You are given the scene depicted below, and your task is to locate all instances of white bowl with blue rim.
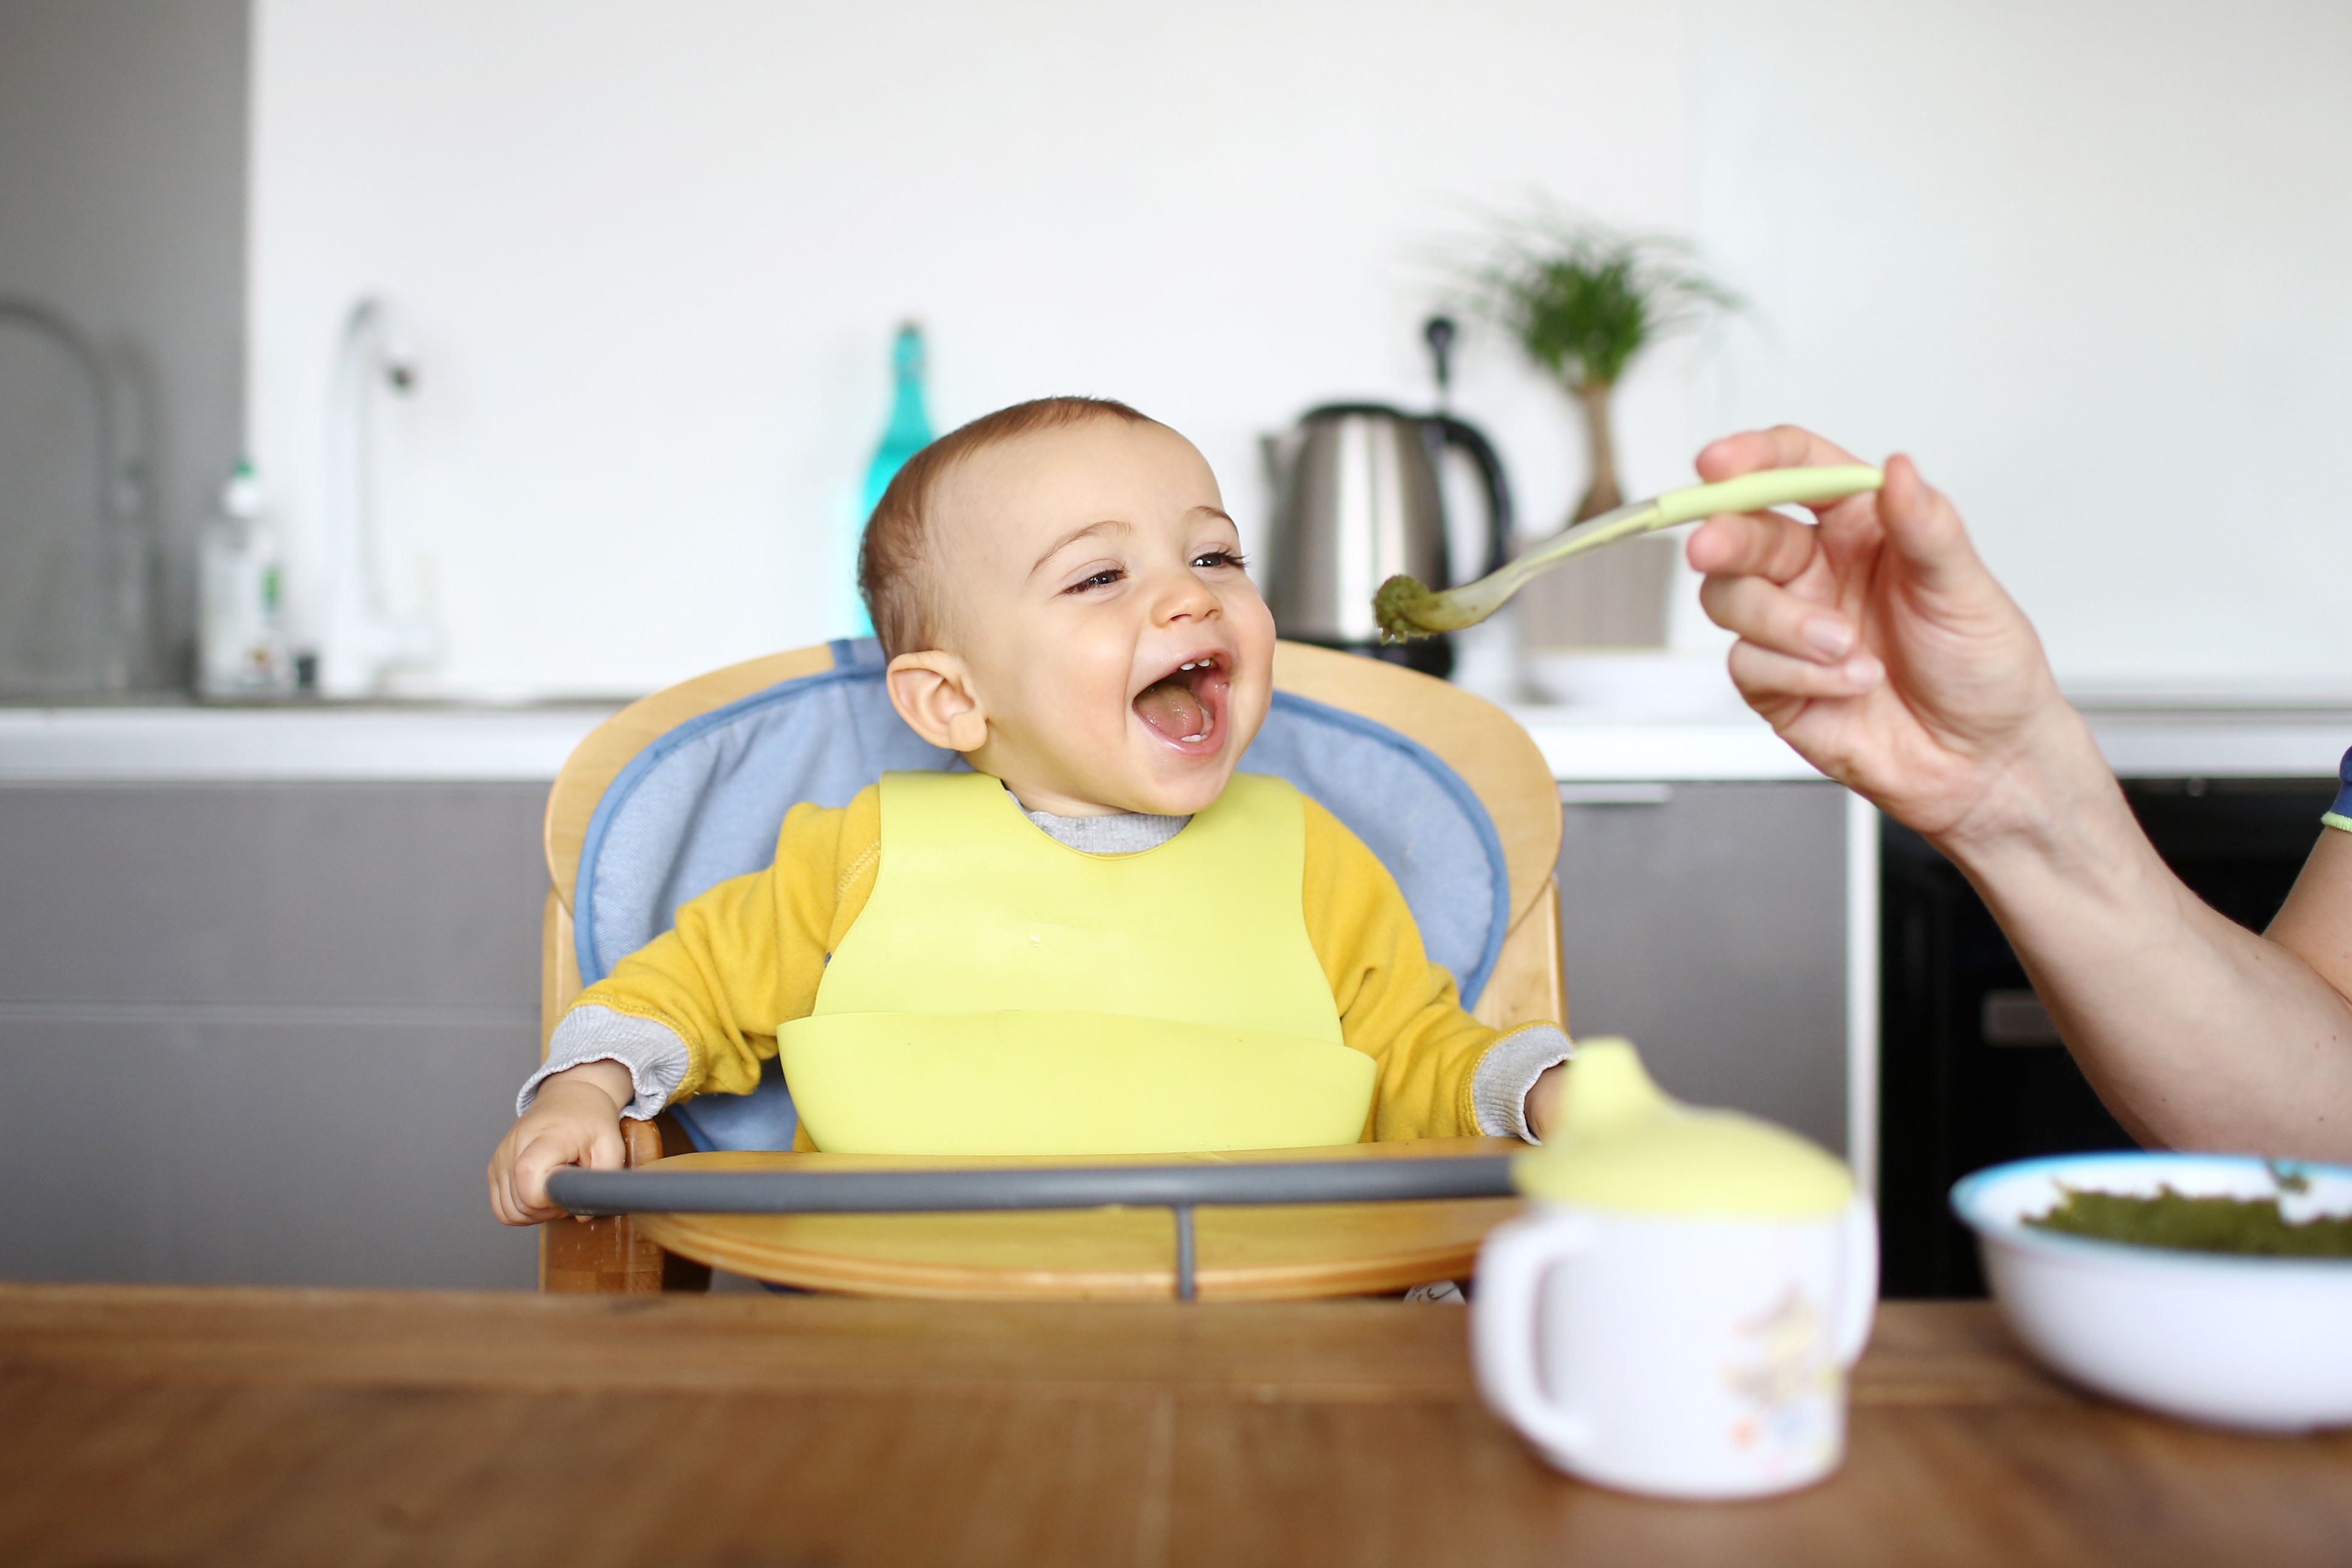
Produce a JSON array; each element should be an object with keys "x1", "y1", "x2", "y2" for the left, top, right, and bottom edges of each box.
[{"x1": 1949, "y1": 1151, "x2": 2352, "y2": 1432}]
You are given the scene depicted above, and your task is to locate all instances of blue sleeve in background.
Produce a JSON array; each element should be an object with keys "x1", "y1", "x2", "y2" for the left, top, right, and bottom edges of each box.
[{"x1": 2326, "y1": 746, "x2": 2352, "y2": 833}]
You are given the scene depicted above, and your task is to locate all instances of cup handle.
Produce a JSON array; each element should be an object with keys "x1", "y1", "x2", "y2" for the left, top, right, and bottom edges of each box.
[
  {"x1": 1833, "y1": 1195, "x2": 1880, "y2": 1366},
  {"x1": 1471, "y1": 1214, "x2": 1597, "y2": 1461}
]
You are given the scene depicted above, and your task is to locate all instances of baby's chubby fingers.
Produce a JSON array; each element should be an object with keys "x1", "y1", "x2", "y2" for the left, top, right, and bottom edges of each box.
[
  {"x1": 511, "y1": 1131, "x2": 585, "y2": 1221},
  {"x1": 581, "y1": 1116, "x2": 628, "y2": 1174},
  {"x1": 1698, "y1": 569, "x2": 1859, "y2": 665},
  {"x1": 487, "y1": 1158, "x2": 521, "y2": 1227},
  {"x1": 504, "y1": 1156, "x2": 562, "y2": 1224},
  {"x1": 512, "y1": 1115, "x2": 629, "y2": 1219},
  {"x1": 487, "y1": 1132, "x2": 541, "y2": 1226}
]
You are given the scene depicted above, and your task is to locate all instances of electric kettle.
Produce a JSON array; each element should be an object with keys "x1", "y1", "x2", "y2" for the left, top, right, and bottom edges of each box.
[{"x1": 1262, "y1": 318, "x2": 1514, "y2": 678}]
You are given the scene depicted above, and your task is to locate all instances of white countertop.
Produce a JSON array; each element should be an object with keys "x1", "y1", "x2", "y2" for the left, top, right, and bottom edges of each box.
[
  {"x1": 0, "y1": 702, "x2": 624, "y2": 782},
  {"x1": 1514, "y1": 704, "x2": 2352, "y2": 783},
  {"x1": 1, "y1": 696, "x2": 2343, "y2": 784}
]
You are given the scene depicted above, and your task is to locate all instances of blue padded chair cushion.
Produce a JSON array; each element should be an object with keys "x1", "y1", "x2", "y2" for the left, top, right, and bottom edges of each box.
[{"x1": 572, "y1": 638, "x2": 1513, "y2": 1152}]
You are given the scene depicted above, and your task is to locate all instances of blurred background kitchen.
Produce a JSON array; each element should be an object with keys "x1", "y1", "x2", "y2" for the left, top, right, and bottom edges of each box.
[{"x1": 4, "y1": 0, "x2": 2348, "y2": 1292}]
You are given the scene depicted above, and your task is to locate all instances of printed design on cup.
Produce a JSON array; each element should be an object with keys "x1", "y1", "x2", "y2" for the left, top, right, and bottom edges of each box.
[{"x1": 1721, "y1": 1285, "x2": 1839, "y2": 1476}]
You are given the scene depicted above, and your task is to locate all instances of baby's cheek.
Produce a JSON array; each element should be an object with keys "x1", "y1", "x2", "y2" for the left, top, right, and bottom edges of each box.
[
  {"x1": 1227, "y1": 577, "x2": 1277, "y2": 630},
  {"x1": 1014, "y1": 639, "x2": 1114, "y2": 710},
  {"x1": 1031, "y1": 656, "x2": 1138, "y2": 755}
]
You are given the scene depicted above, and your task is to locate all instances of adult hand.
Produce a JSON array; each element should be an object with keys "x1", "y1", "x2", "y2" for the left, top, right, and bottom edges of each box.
[
  {"x1": 1690, "y1": 426, "x2": 2352, "y2": 1160},
  {"x1": 1685, "y1": 426, "x2": 2087, "y2": 848}
]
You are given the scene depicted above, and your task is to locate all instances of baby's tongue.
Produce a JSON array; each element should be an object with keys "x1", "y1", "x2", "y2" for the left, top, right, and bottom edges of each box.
[{"x1": 1134, "y1": 676, "x2": 1207, "y2": 740}]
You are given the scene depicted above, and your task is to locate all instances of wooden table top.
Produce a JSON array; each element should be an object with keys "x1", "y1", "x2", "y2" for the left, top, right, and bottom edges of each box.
[{"x1": 3, "y1": 1286, "x2": 2348, "y2": 1567}]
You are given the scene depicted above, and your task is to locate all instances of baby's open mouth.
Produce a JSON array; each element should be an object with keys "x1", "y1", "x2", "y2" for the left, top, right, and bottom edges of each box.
[{"x1": 1133, "y1": 653, "x2": 1230, "y2": 750}]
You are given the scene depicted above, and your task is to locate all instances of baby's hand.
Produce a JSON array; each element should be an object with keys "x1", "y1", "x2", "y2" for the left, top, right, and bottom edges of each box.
[
  {"x1": 1527, "y1": 1061, "x2": 1569, "y2": 1142},
  {"x1": 486, "y1": 1060, "x2": 634, "y2": 1226}
]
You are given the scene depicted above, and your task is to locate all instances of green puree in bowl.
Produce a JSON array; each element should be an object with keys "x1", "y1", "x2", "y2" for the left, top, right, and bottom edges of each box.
[{"x1": 2027, "y1": 1185, "x2": 2352, "y2": 1258}]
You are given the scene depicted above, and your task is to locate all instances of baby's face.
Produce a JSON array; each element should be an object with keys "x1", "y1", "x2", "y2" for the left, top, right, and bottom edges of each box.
[{"x1": 925, "y1": 417, "x2": 1276, "y2": 817}]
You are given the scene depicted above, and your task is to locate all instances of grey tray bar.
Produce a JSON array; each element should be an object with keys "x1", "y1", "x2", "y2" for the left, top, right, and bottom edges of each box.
[{"x1": 546, "y1": 1155, "x2": 1518, "y2": 1218}]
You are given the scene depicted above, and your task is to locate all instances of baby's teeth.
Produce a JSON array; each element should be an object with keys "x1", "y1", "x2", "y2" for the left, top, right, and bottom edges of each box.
[{"x1": 1181, "y1": 733, "x2": 1204, "y2": 743}]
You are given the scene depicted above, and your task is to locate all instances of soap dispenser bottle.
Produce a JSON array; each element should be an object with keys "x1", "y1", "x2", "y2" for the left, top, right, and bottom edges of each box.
[
  {"x1": 195, "y1": 460, "x2": 291, "y2": 697},
  {"x1": 852, "y1": 322, "x2": 932, "y2": 636}
]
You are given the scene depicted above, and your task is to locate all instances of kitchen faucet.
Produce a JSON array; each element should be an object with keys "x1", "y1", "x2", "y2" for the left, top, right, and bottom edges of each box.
[
  {"x1": 317, "y1": 296, "x2": 437, "y2": 697},
  {"x1": 0, "y1": 296, "x2": 154, "y2": 692}
]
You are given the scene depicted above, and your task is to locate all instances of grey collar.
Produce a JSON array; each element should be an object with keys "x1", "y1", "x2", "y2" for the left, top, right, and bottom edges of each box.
[{"x1": 1022, "y1": 805, "x2": 1188, "y2": 855}]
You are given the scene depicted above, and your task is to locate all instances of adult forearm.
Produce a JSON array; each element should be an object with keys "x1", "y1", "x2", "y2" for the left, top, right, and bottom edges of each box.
[{"x1": 1932, "y1": 716, "x2": 2352, "y2": 1159}]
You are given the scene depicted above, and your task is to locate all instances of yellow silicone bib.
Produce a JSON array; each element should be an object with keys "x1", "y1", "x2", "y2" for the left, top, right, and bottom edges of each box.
[{"x1": 782, "y1": 771, "x2": 1375, "y2": 1154}]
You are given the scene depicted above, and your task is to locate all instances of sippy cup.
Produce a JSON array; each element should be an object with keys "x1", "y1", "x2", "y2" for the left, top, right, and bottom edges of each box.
[{"x1": 1471, "y1": 1039, "x2": 1876, "y2": 1499}]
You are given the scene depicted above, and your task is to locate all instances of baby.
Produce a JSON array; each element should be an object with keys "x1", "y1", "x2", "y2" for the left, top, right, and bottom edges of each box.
[{"x1": 489, "y1": 396, "x2": 1569, "y2": 1224}]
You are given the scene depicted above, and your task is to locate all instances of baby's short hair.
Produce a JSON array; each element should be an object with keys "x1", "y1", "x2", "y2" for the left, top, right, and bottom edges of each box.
[{"x1": 858, "y1": 395, "x2": 1159, "y2": 657}]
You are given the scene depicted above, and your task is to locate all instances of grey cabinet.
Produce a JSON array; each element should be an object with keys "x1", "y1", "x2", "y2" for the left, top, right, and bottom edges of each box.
[
  {"x1": 1552, "y1": 781, "x2": 1850, "y2": 1154},
  {"x1": 0, "y1": 783, "x2": 544, "y2": 1288}
]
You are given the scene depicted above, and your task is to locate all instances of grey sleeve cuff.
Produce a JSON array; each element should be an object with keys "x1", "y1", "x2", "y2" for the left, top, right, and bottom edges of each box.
[
  {"x1": 1472, "y1": 1024, "x2": 1573, "y2": 1143},
  {"x1": 518, "y1": 1005, "x2": 692, "y2": 1121}
]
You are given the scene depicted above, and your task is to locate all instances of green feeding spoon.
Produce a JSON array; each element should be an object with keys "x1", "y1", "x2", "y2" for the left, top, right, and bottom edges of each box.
[{"x1": 1372, "y1": 465, "x2": 1885, "y2": 642}]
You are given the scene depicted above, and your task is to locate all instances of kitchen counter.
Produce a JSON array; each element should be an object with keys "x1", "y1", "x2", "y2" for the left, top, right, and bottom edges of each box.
[
  {"x1": 1521, "y1": 703, "x2": 2352, "y2": 782},
  {"x1": 2, "y1": 697, "x2": 2344, "y2": 783},
  {"x1": 0, "y1": 700, "x2": 625, "y2": 782}
]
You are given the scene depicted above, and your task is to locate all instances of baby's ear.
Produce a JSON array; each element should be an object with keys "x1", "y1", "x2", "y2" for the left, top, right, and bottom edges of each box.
[{"x1": 885, "y1": 651, "x2": 988, "y2": 752}]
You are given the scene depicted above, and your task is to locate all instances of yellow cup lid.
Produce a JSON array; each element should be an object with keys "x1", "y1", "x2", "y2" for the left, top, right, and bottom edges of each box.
[{"x1": 1514, "y1": 1038, "x2": 1855, "y2": 1218}]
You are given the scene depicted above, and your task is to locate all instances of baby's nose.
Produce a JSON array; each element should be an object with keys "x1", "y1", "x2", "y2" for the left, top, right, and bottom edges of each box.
[{"x1": 1153, "y1": 568, "x2": 1219, "y2": 620}]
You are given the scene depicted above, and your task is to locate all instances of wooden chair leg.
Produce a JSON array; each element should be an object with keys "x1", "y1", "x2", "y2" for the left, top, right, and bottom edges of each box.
[
  {"x1": 539, "y1": 1115, "x2": 712, "y2": 1294},
  {"x1": 653, "y1": 1114, "x2": 715, "y2": 1291}
]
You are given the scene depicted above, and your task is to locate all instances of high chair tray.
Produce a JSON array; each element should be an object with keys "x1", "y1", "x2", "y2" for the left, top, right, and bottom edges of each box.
[{"x1": 555, "y1": 1137, "x2": 1524, "y2": 1301}]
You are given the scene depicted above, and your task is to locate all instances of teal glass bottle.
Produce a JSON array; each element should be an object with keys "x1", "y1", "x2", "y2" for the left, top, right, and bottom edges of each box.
[{"x1": 850, "y1": 322, "x2": 932, "y2": 636}]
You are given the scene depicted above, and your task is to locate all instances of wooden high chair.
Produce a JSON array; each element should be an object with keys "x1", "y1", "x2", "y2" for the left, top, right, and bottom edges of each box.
[{"x1": 538, "y1": 639, "x2": 1564, "y2": 1296}]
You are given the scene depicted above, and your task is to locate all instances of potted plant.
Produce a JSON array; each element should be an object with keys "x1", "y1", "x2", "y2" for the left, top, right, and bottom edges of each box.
[
  {"x1": 1469, "y1": 213, "x2": 1736, "y2": 650},
  {"x1": 1478, "y1": 213, "x2": 1738, "y2": 523}
]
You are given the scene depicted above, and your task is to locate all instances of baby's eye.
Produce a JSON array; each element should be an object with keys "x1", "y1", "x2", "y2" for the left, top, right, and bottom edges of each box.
[
  {"x1": 1066, "y1": 567, "x2": 1125, "y2": 594},
  {"x1": 1192, "y1": 549, "x2": 1247, "y2": 571}
]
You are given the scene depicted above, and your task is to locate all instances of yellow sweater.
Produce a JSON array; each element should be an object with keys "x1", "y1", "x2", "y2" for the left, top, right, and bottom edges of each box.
[{"x1": 568, "y1": 782, "x2": 1523, "y2": 1141}]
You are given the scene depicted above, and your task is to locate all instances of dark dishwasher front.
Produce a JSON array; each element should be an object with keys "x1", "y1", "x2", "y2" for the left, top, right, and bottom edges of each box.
[{"x1": 1877, "y1": 776, "x2": 2339, "y2": 1298}]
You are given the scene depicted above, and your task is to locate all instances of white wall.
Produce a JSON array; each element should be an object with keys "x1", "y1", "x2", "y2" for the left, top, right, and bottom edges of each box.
[
  {"x1": 250, "y1": 0, "x2": 2352, "y2": 699},
  {"x1": 1691, "y1": 0, "x2": 2352, "y2": 693},
  {"x1": 249, "y1": 0, "x2": 1695, "y2": 697}
]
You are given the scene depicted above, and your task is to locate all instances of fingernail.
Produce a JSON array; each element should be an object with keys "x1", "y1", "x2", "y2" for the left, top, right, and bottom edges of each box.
[
  {"x1": 1844, "y1": 654, "x2": 1884, "y2": 687},
  {"x1": 1804, "y1": 619, "x2": 1854, "y2": 658}
]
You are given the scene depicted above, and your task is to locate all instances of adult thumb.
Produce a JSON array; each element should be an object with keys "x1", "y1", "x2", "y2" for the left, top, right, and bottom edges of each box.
[{"x1": 1877, "y1": 454, "x2": 1988, "y2": 597}]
